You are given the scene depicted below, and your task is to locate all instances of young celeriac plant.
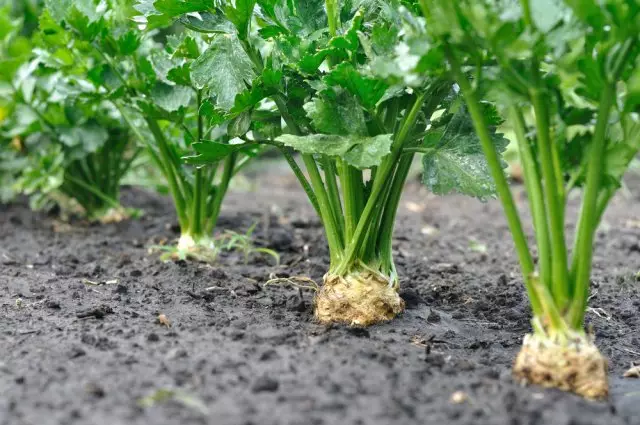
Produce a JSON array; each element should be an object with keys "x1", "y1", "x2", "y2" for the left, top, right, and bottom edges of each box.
[
  {"x1": 0, "y1": 6, "x2": 30, "y2": 203},
  {"x1": 417, "y1": 0, "x2": 639, "y2": 398},
  {"x1": 41, "y1": 0, "x2": 262, "y2": 259},
  {"x1": 136, "y1": 0, "x2": 506, "y2": 325},
  {"x1": 0, "y1": 6, "x2": 139, "y2": 221}
]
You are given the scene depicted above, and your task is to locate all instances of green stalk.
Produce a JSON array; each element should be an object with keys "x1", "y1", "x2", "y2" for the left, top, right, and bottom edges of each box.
[
  {"x1": 322, "y1": 158, "x2": 345, "y2": 239},
  {"x1": 360, "y1": 170, "x2": 395, "y2": 264},
  {"x1": 376, "y1": 154, "x2": 414, "y2": 274},
  {"x1": 303, "y1": 154, "x2": 344, "y2": 264},
  {"x1": 206, "y1": 153, "x2": 236, "y2": 235},
  {"x1": 64, "y1": 174, "x2": 122, "y2": 210},
  {"x1": 569, "y1": 84, "x2": 615, "y2": 327},
  {"x1": 271, "y1": 94, "x2": 343, "y2": 260},
  {"x1": 325, "y1": 0, "x2": 339, "y2": 37},
  {"x1": 191, "y1": 168, "x2": 204, "y2": 237},
  {"x1": 446, "y1": 46, "x2": 542, "y2": 317},
  {"x1": 339, "y1": 160, "x2": 360, "y2": 242},
  {"x1": 335, "y1": 93, "x2": 426, "y2": 275},
  {"x1": 510, "y1": 107, "x2": 552, "y2": 289},
  {"x1": 145, "y1": 118, "x2": 189, "y2": 229},
  {"x1": 281, "y1": 148, "x2": 321, "y2": 216},
  {"x1": 190, "y1": 91, "x2": 206, "y2": 239},
  {"x1": 530, "y1": 88, "x2": 570, "y2": 309}
]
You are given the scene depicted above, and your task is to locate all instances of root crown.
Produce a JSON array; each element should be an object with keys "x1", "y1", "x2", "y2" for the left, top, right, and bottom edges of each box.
[
  {"x1": 513, "y1": 333, "x2": 608, "y2": 399},
  {"x1": 314, "y1": 271, "x2": 405, "y2": 326}
]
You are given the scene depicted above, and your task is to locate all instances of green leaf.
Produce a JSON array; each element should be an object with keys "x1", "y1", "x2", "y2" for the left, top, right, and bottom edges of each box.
[
  {"x1": 178, "y1": 11, "x2": 235, "y2": 33},
  {"x1": 421, "y1": 106, "x2": 508, "y2": 200},
  {"x1": 149, "y1": 83, "x2": 193, "y2": 114},
  {"x1": 153, "y1": 0, "x2": 210, "y2": 17},
  {"x1": 167, "y1": 35, "x2": 200, "y2": 59},
  {"x1": 276, "y1": 133, "x2": 393, "y2": 168},
  {"x1": 293, "y1": 0, "x2": 326, "y2": 34},
  {"x1": 343, "y1": 135, "x2": 393, "y2": 169},
  {"x1": 190, "y1": 35, "x2": 255, "y2": 110},
  {"x1": 199, "y1": 99, "x2": 226, "y2": 127},
  {"x1": 167, "y1": 63, "x2": 191, "y2": 86},
  {"x1": 325, "y1": 63, "x2": 388, "y2": 110},
  {"x1": 185, "y1": 140, "x2": 253, "y2": 164},
  {"x1": 59, "y1": 123, "x2": 109, "y2": 152},
  {"x1": 224, "y1": 0, "x2": 256, "y2": 40},
  {"x1": 38, "y1": 9, "x2": 70, "y2": 47},
  {"x1": 118, "y1": 31, "x2": 141, "y2": 56},
  {"x1": 304, "y1": 91, "x2": 367, "y2": 136},
  {"x1": 529, "y1": 0, "x2": 566, "y2": 32},
  {"x1": 228, "y1": 111, "x2": 252, "y2": 137},
  {"x1": 45, "y1": 0, "x2": 73, "y2": 23}
]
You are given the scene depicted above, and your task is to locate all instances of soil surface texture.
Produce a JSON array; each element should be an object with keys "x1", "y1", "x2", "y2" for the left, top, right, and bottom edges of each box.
[{"x1": 2, "y1": 165, "x2": 640, "y2": 425}]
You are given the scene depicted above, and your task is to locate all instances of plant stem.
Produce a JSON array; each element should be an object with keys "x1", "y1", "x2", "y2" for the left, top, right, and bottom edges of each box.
[
  {"x1": 303, "y1": 154, "x2": 344, "y2": 264},
  {"x1": 569, "y1": 84, "x2": 615, "y2": 327},
  {"x1": 281, "y1": 149, "x2": 321, "y2": 216},
  {"x1": 339, "y1": 160, "x2": 359, "y2": 242},
  {"x1": 510, "y1": 107, "x2": 552, "y2": 290},
  {"x1": 335, "y1": 93, "x2": 426, "y2": 275},
  {"x1": 325, "y1": 0, "x2": 339, "y2": 37},
  {"x1": 322, "y1": 158, "x2": 345, "y2": 240},
  {"x1": 530, "y1": 87, "x2": 569, "y2": 309},
  {"x1": 445, "y1": 46, "x2": 542, "y2": 317},
  {"x1": 145, "y1": 118, "x2": 189, "y2": 230},
  {"x1": 206, "y1": 153, "x2": 236, "y2": 235},
  {"x1": 63, "y1": 174, "x2": 121, "y2": 210},
  {"x1": 191, "y1": 90, "x2": 205, "y2": 237},
  {"x1": 377, "y1": 153, "x2": 413, "y2": 274}
]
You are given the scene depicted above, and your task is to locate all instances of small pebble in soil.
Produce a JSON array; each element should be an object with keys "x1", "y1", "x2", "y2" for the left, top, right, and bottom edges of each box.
[
  {"x1": 68, "y1": 347, "x2": 86, "y2": 359},
  {"x1": 76, "y1": 305, "x2": 114, "y2": 319},
  {"x1": 346, "y1": 328, "x2": 370, "y2": 338},
  {"x1": 251, "y1": 376, "x2": 279, "y2": 393},
  {"x1": 427, "y1": 309, "x2": 441, "y2": 323},
  {"x1": 85, "y1": 383, "x2": 106, "y2": 398},
  {"x1": 147, "y1": 333, "x2": 160, "y2": 342},
  {"x1": 45, "y1": 300, "x2": 61, "y2": 309},
  {"x1": 259, "y1": 349, "x2": 279, "y2": 361}
]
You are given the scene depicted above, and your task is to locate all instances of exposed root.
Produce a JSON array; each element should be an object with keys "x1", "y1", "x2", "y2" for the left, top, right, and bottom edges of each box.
[
  {"x1": 314, "y1": 270, "x2": 405, "y2": 326},
  {"x1": 152, "y1": 234, "x2": 220, "y2": 263},
  {"x1": 96, "y1": 207, "x2": 133, "y2": 224},
  {"x1": 264, "y1": 275, "x2": 319, "y2": 292},
  {"x1": 513, "y1": 333, "x2": 608, "y2": 400}
]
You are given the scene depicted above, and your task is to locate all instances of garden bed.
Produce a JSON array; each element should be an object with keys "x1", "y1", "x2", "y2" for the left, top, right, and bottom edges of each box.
[{"x1": 2, "y1": 166, "x2": 640, "y2": 425}]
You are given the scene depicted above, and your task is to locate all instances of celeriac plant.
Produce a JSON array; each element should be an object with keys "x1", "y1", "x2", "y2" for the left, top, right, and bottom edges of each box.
[
  {"x1": 136, "y1": 0, "x2": 507, "y2": 325},
  {"x1": 416, "y1": 0, "x2": 639, "y2": 398},
  {"x1": 0, "y1": 5, "x2": 139, "y2": 221},
  {"x1": 0, "y1": 5, "x2": 30, "y2": 203},
  {"x1": 41, "y1": 0, "x2": 261, "y2": 258}
]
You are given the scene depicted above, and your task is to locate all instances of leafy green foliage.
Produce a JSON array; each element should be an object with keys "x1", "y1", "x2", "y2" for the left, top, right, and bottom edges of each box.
[
  {"x1": 0, "y1": 5, "x2": 138, "y2": 216},
  {"x1": 422, "y1": 106, "x2": 509, "y2": 200},
  {"x1": 21, "y1": 0, "x2": 268, "y2": 241},
  {"x1": 191, "y1": 35, "x2": 255, "y2": 109},
  {"x1": 416, "y1": 0, "x2": 640, "y2": 335},
  {"x1": 277, "y1": 133, "x2": 394, "y2": 168},
  {"x1": 163, "y1": 0, "x2": 502, "y2": 279}
]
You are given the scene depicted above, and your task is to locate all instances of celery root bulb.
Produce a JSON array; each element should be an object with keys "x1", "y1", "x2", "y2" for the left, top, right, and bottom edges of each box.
[
  {"x1": 174, "y1": 234, "x2": 217, "y2": 262},
  {"x1": 513, "y1": 333, "x2": 608, "y2": 399},
  {"x1": 314, "y1": 270, "x2": 405, "y2": 326}
]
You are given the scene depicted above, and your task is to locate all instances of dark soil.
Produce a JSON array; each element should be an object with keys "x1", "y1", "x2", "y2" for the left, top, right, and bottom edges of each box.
[{"x1": 2, "y1": 165, "x2": 640, "y2": 425}]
